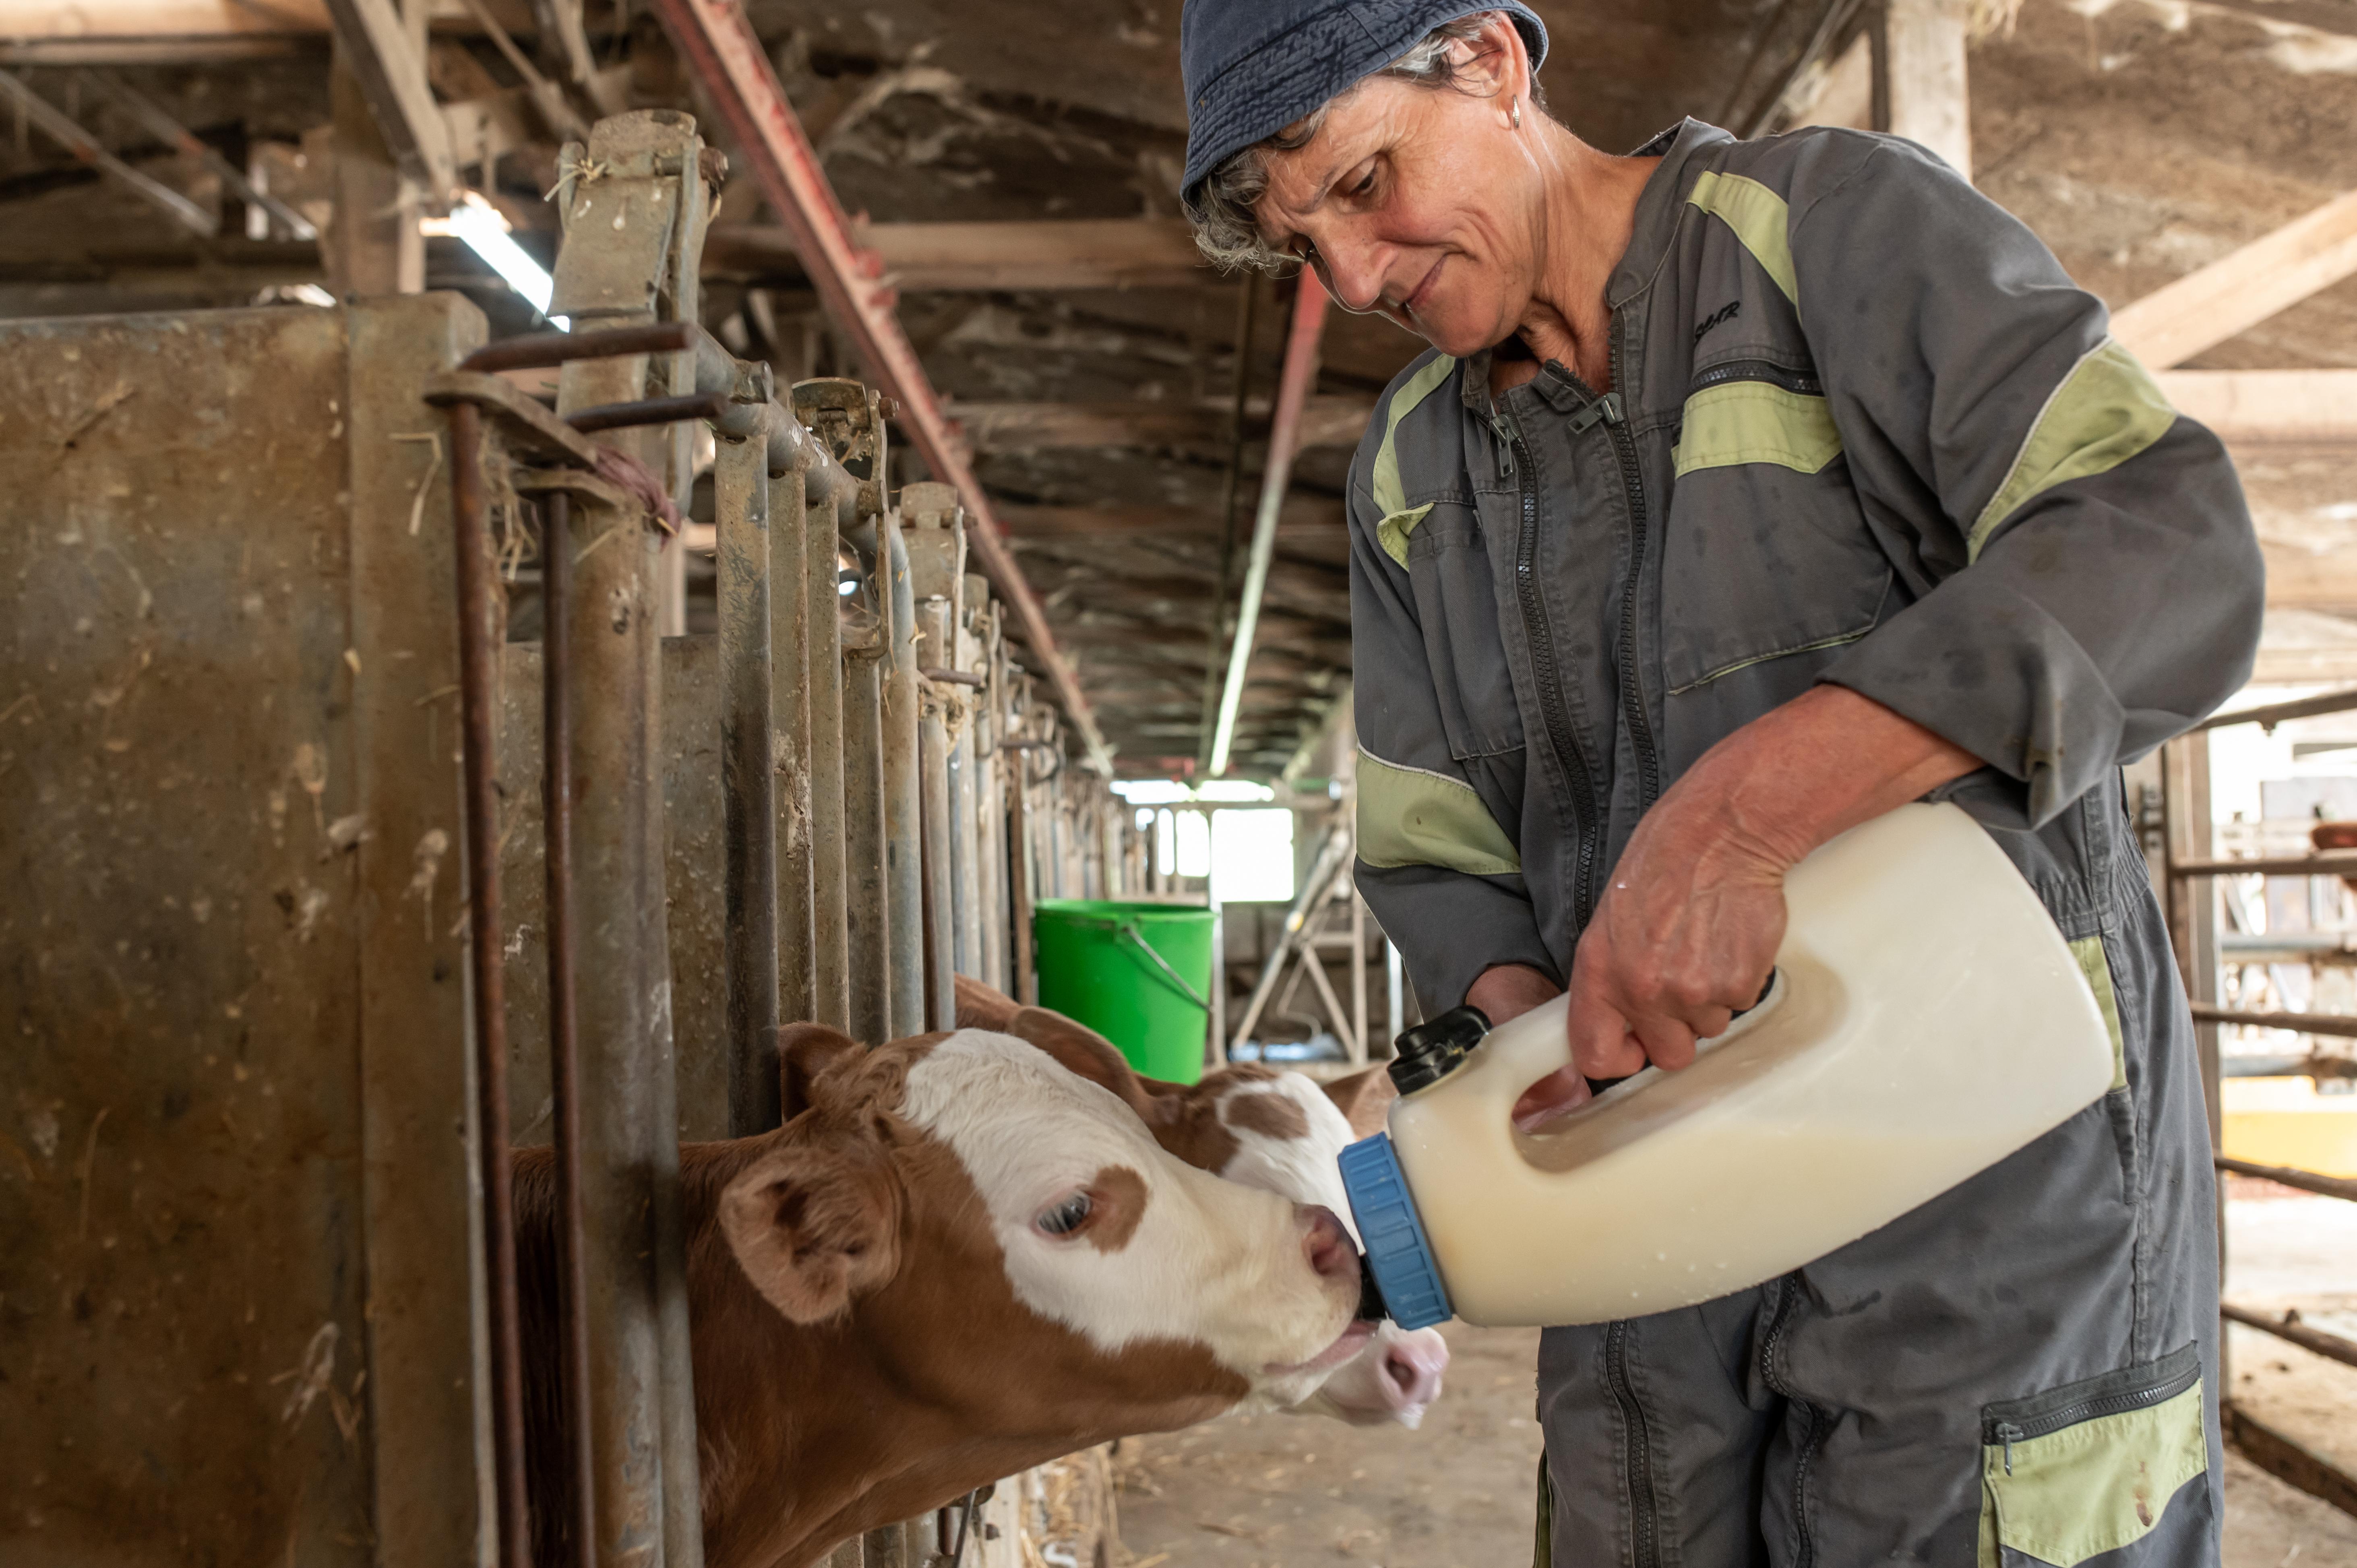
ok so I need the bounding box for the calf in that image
[516,1024,1371,1568]
[953,977,1449,1427]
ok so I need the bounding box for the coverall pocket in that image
[1977,1343,2207,1568]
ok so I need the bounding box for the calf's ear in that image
[1321,1065,1398,1141]
[1005,1006,1156,1118]
[718,1131,902,1323]
[953,973,1021,1031]
[778,1023,864,1121]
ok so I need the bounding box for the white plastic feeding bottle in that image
[1337,802,2117,1329]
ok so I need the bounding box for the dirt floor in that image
[1114,1194,2357,1567]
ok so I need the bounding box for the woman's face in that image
[1253,60,1539,355]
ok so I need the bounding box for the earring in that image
[1510,96,1522,130]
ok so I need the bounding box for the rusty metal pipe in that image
[461,320,696,374]
[773,469,816,1031]
[879,519,926,1036]
[807,490,852,1031]
[445,400,532,1568]
[917,667,957,1030]
[717,429,781,1132]
[843,586,892,1045]
[562,481,678,1568]
[540,490,598,1568]
[567,390,730,433]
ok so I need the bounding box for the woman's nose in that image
[1313,236,1389,314]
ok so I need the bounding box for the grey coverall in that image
[1348,120,2265,1567]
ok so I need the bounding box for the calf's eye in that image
[1035,1192,1092,1237]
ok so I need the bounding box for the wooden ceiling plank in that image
[2113,190,2357,370]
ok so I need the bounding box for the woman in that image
[1178,2,2262,1563]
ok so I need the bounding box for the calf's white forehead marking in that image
[1218,1074,1359,1237]
[899,1031,1339,1380]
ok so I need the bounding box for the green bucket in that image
[1033,900,1215,1085]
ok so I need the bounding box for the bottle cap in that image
[1388,1004,1490,1094]
[1336,1132,1452,1330]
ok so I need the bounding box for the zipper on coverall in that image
[1497,337,1666,1568]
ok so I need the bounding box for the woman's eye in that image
[1346,163,1377,198]
[1036,1192,1093,1236]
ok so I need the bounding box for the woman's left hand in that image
[1508,685,1981,1130]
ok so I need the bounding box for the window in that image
[1210,809,1294,903]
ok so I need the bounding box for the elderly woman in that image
[1179,2,2262,1563]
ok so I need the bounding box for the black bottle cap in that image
[1388,1004,1491,1094]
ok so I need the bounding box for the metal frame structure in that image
[646,0,1112,775]
[2156,700,2357,1519]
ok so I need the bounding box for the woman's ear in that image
[717,1128,902,1323]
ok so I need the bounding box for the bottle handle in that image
[1467,972,1786,1117]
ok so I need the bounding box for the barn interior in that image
[2,0,2357,1562]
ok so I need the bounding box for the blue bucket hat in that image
[1181,0,1548,211]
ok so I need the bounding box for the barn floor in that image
[1113,1195,2357,1568]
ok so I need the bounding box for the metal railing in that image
[2158,694,2357,1518]
[431,113,1145,1568]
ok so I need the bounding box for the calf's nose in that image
[1300,1204,1358,1284]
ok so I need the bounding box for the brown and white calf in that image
[515,1023,1371,1568]
[953,977,1449,1427]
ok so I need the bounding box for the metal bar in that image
[2223,1302,2357,1370]
[844,601,892,1044]
[807,484,852,1032]
[540,491,598,1568]
[1009,728,1038,1007]
[567,390,729,433]
[0,69,214,235]
[1349,889,1367,1066]
[2217,1155,2357,1203]
[919,674,959,1028]
[78,69,316,237]
[1386,936,1405,1048]
[643,0,1113,772]
[2187,1004,2357,1039]
[2223,1402,2357,1519]
[1210,273,1328,775]
[2221,1052,2357,1079]
[462,321,696,374]
[775,470,816,1028]
[717,426,781,1132]
[881,519,926,1035]
[951,714,982,979]
[2194,684,2357,733]
[445,401,531,1568]
[2170,853,2357,878]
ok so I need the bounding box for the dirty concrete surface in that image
[1116,1189,2357,1566]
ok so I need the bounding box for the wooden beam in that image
[2113,190,2357,370]
[0,0,331,37]
[2158,369,2357,446]
[950,396,1374,452]
[320,0,456,208]
[1882,0,1970,179]
[704,219,1210,291]
[2260,542,2357,614]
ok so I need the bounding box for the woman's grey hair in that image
[1187,14,1543,273]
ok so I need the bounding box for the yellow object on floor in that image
[2221,1077,2357,1178]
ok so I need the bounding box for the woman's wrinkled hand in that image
[1503,686,1981,1132]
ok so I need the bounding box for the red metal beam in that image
[649,0,1113,773]
[1209,273,1329,775]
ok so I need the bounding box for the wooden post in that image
[1880,0,1971,180]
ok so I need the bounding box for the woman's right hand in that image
[1465,965,1586,1129]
